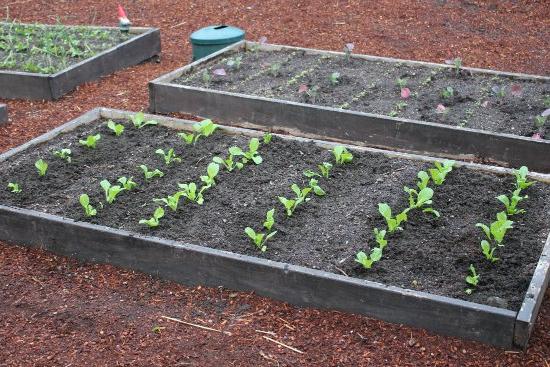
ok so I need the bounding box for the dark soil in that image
[1,117,550,311]
[175,49,550,139]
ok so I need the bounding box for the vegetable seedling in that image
[402,186,439,217]
[329,72,340,85]
[200,162,220,187]
[178,119,218,145]
[130,112,157,129]
[7,182,21,193]
[79,134,101,149]
[155,148,181,165]
[481,240,499,263]
[332,146,353,164]
[230,138,263,165]
[308,178,326,196]
[202,69,212,84]
[35,159,48,176]
[513,166,534,190]
[445,57,462,75]
[304,162,333,179]
[117,176,137,190]
[378,203,408,233]
[476,211,513,245]
[100,179,123,204]
[140,165,164,180]
[226,56,242,70]
[441,86,454,99]
[395,78,407,89]
[355,248,382,269]
[178,182,205,205]
[263,132,273,144]
[278,184,312,216]
[428,160,455,185]
[139,207,165,228]
[154,192,183,211]
[269,63,281,77]
[497,188,527,215]
[53,148,72,163]
[79,194,97,217]
[492,86,506,98]
[534,115,547,129]
[244,227,277,252]
[465,264,479,294]
[373,228,388,250]
[416,171,430,190]
[107,119,124,136]
[263,208,276,231]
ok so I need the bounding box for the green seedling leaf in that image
[178,132,195,145]
[378,203,407,233]
[373,228,387,250]
[130,112,157,129]
[35,159,48,176]
[332,146,353,164]
[154,191,183,211]
[53,148,72,163]
[155,148,181,165]
[513,166,534,190]
[117,176,137,190]
[100,179,123,204]
[231,138,263,165]
[304,162,332,179]
[7,182,22,193]
[355,247,383,269]
[140,165,164,180]
[139,206,165,228]
[308,178,326,196]
[480,240,499,263]
[417,171,429,190]
[79,134,101,149]
[263,132,272,144]
[465,264,479,294]
[200,162,220,187]
[178,182,205,205]
[79,193,97,217]
[263,208,275,231]
[244,227,276,252]
[107,119,124,136]
[497,188,527,215]
[428,160,455,185]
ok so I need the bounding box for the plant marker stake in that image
[118,4,131,33]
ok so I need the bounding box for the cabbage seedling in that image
[497,188,527,215]
[465,264,479,295]
[226,56,242,69]
[513,166,534,190]
[35,159,48,176]
[213,153,243,172]
[480,240,499,263]
[304,162,333,179]
[117,176,137,190]
[154,191,183,211]
[416,171,430,190]
[79,134,101,149]
[476,211,513,245]
[230,138,263,165]
[332,146,353,164]
[140,165,164,180]
[263,132,272,144]
[308,178,326,196]
[402,186,439,217]
[100,179,123,204]
[107,119,124,136]
[278,184,312,216]
[79,194,97,217]
[263,208,276,231]
[200,162,220,187]
[534,115,547,128]
[244,227,277,252]
[329,72,340,85]
[428,160,455,185]
[395,78,407,89]
[269,63,281,77]
[355,248,382,269]
[441,86,454,99]
[139,207,165,228]
[373,228,388,250]
[378,203,408,233]
[156,148,181,165]
[178,182,204,205]
[7,182,21,193]
[178,119,218,145]
[130,112,157,129]
[53,148,72,163]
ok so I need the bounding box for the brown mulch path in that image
[0,0,549,365]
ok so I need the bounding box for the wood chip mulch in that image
[0,1,549,365]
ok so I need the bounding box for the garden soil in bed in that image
[174,49,550,139]
[1,118,550,311]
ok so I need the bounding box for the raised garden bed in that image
[149,41,550,173]
[0,22,160,100]
[0,108,549,349]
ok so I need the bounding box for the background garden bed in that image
[1,108,549,348]
[0,22,160,100]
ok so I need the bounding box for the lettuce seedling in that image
[117,176,137,190]
[416,171,430,190]
[7,182,21,193]
[465,264,479,295]
[213,153,243,172]
[107,119,124,136]
[480,240,499,263]
[263,132,272,144]
[304,162,333,179]
[476,211,513,245]
[355,248,382,269]
[230,138,263,165]
[497,188,527,215]
[79,194,97,217]
[140,165,164,180]
[155,148,181,165]
[130,112,157,129]
[402,186,439,217]
[139,207,165,228]
[100,179,123,204]
[428,160,455,185]
[441,86,454,99]
[178,182,204,205]
[202,69,212,84]
[269,63,281,77]
[278,184,312,216]
[154,191,183,211]
[308,178,326,196]
[35,159,48,176]
[226,56,242,70]
[53,148,72,163]
[534,115,547,128]
[200,162,220,187]
[395,78,407,89]
[378,203,408,233]
[513,166,534,190]
[178,119,218,145]
[263,208,276,231]
[244,227,277,252]
[373,228,388,250]
[329,72,340,85]
[79,134,101,149]
[332,146,353,164]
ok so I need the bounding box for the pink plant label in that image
[213,68,226,76]
[298,84,308,94]
[400,88,410,99]
[436,104,447,114]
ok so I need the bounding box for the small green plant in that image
[480,240,499,263]
[263,132,273,144]
[245,227,277,252]
[79,194,97,217]
[178,182,205,205]
[492,86,506,98]
[416,171,430,190]
[263,208,275,231]
[140,165,164,180]
[79,134,101,149]
[7,182,21,193]
[230,138,263,165]
[465,264,479,295]
[278,184,312,216]
[155,148,181,165]
[100,179,123,204]
[497,188,527,215]
[213,151,244,172]
[441,86,454,99]
[395,78,407,89]
[107,119,124,136]
[332,146,353,165]
[402,187,439,217]
[304,162,333,179]
[445,57,462,75]
[513,166,534,190]
[226,56,242,69]
[373,228,388,250]
[534,115,547,128]
[178,119,218,145]
[130,112,157,129]
[308,178,326,196]
[428,160,455,185]
[476,211,513,245]
[139,207,165,228]
[117,176,137,190]
[329,72,340,85]
[202,69,212,84]
[200,162,220,187]
[154,192,183,211]
[378,203,408,233]
[53,148,72,163]
[269,63,281,77]
[35,159,48,176]
[355,248,382,269]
